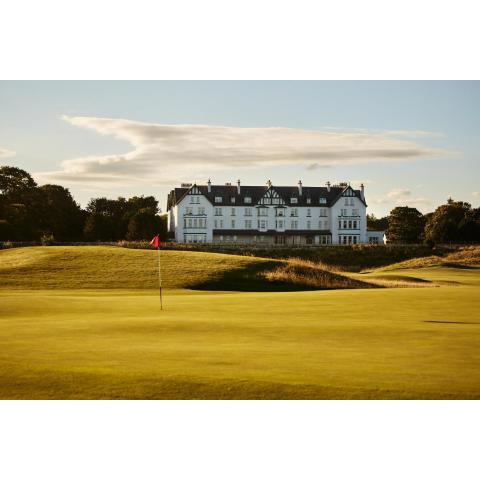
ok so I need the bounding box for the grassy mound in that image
[261,258,375,290]
[377,246,480,272]
[0,246,377,292]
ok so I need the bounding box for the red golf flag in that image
[150,235,160,248]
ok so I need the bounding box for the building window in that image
[215,196,222,203]
[188,219,193,228]
[341,209,347,216]
[290,198,298,204]
[230,197,236,203]
[258,207,268,216]
[214,220,218,228]
[231,220,235,228]
[353,220,357,229]
[276,220,284,229]
[306,198,311,204]
[245,219,252,229]
[319,208,326,216]
[352,208,359,216]
[259,220,267,230]
[185,207,193,215]
[319,198,326,204]
[348,220,352,229]
[290,208,298,217]
[245,207,252,216]
[244,197,252,203]
[198,206,205,215]
[290,220,298,229]
[343,220,348,229]
[276,209,285,217]
[231,208,236,216]
[307,220,311,229]
[214,207,222,216]
[307,209,311,217]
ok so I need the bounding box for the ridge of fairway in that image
[0,246,376,291]
[0,246,273,290]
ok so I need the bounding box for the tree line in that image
[367,202,480,245]
[0,166,167,242]
[1,165,479,245]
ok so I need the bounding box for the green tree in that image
[84,197,129,240]
[38,184,85,240]
[424,200,480,243]
[126,209,162,240]
[0,166,42,240]
[367,213,388,231]
[0,166,37,195]
[386,206,425,244]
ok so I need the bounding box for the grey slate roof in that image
[167,183,366,210]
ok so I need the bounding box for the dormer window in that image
[306,198,311,204]
[319,198,327,204]
[230,197,236,203]
[244,197,252,203]
[290,198,298,204]
[215,196,223,203]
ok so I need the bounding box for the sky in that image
[0,81,479,216]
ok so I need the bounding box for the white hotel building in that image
[167,180,384,245]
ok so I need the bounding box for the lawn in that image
[0,247,479,399]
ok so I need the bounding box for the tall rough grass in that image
[263,258,377,290]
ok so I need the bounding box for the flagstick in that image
[157,244,163,310]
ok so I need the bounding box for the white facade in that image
[367,230,386,245]
[167,181,375,245]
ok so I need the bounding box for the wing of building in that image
[167,179,384,245]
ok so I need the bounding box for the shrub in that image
[40,233,55,246]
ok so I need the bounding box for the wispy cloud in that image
[387,188,412,199]
[371,187,430,209]
[35,116,448,186]
[0,147,16,159]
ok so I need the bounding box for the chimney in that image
[207,178,211,193]
[237,179,241,194]
[360,183,365,200]
[298,180,303,196]
[326,181,331,192]
[267,179,272,188]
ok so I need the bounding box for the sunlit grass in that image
[0,246,479,399]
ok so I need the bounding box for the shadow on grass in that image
[367,274,432,284]
[189,260,376,292]
[424,320,479,325]
[189,260,309,292]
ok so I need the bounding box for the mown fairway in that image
[0,247,479,399]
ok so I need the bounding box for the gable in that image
[257,188,285,205]
[177,184,213,205]
[331,185,367,207]
[342,186,356,197]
